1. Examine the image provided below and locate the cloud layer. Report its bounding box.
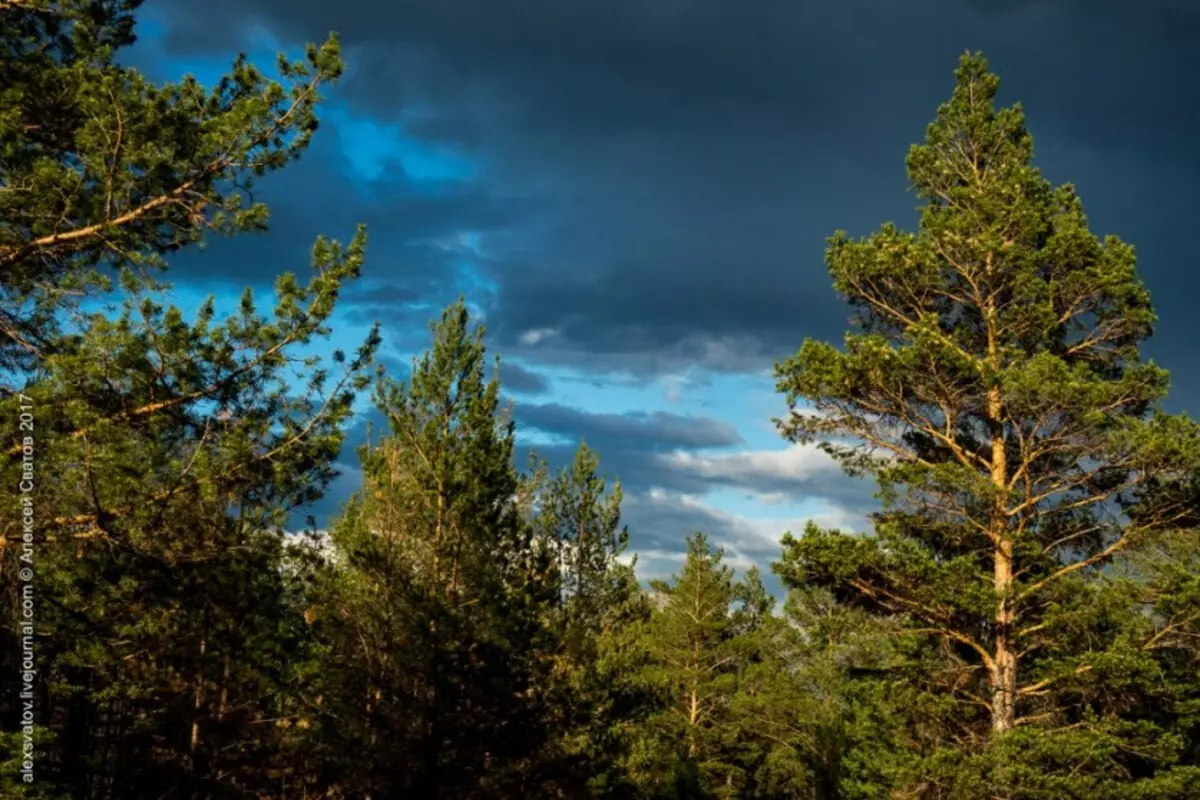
[151,0,1200,400]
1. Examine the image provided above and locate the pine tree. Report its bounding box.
[0,4,376,796]
[305,300,562,799]
[773,53,1200,795]
[744,577,914,800]
[535,441,641,648]
[532,441,651,797]
[0,231,376,798]
[633,534,752,798]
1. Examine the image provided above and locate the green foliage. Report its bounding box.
[0,0,346,374]
[2,7,1198,797]
[535,441,641,648]
[530,441,653,796]
[0,3,377,797]
[630,534,797,799]
[0,213,376,798]
[300,300,566,798]
[772,51,1200,796]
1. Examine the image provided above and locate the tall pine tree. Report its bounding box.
[304,300,562,799]
[634,534,759,799]
[773,53,1200,795]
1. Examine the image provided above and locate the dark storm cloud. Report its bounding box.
[514,441,694,505]
[150,0,1200,544]
[493,362,551,396]
[157,122,548,357]
[151,0,1200,411]
[161,119,539,291]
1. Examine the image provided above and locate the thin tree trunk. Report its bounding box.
[190,632,208,770]
[688,683,700,757]
[434,487,445,587]
[217,650,230,722]
[991,537,1016,731]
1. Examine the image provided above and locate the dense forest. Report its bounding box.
[2,2,1199,798]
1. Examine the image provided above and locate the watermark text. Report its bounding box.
[16,394,35,784]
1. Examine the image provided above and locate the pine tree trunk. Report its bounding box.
[216,650,230,722]
[688,633,702,758]
[191,632,207,771]
[988,380,1016,733]
[688,685,701,758]
[434,487,444,586]
[991,537,1016,732]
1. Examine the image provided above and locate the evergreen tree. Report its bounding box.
[533,441,652,797]
[537,441,637,651]
[0,3,376,796]
[0,229,376,800]
[633,534,761,799]
[745,578,915,800]
[305,300,562,799]
[773,53,1200,796]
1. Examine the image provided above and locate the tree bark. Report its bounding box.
[988,382,1016,733]
[991,537,1016,732]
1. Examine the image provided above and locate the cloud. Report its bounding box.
[623,488,780,557]
[617,487,869,589]
[512,428,875,527]
[143,1,1200,407]
[659,445,836,487]
[514,402,742,451]
[518,328,558,346]
[656,444,872,508]
[493,361,551,395]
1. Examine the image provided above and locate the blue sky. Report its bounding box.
[128,1,1200,588]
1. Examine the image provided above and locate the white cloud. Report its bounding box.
[656,443,840,485]
[621,480,871,578]
[662,373,687,403]
[519,327,559,345]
